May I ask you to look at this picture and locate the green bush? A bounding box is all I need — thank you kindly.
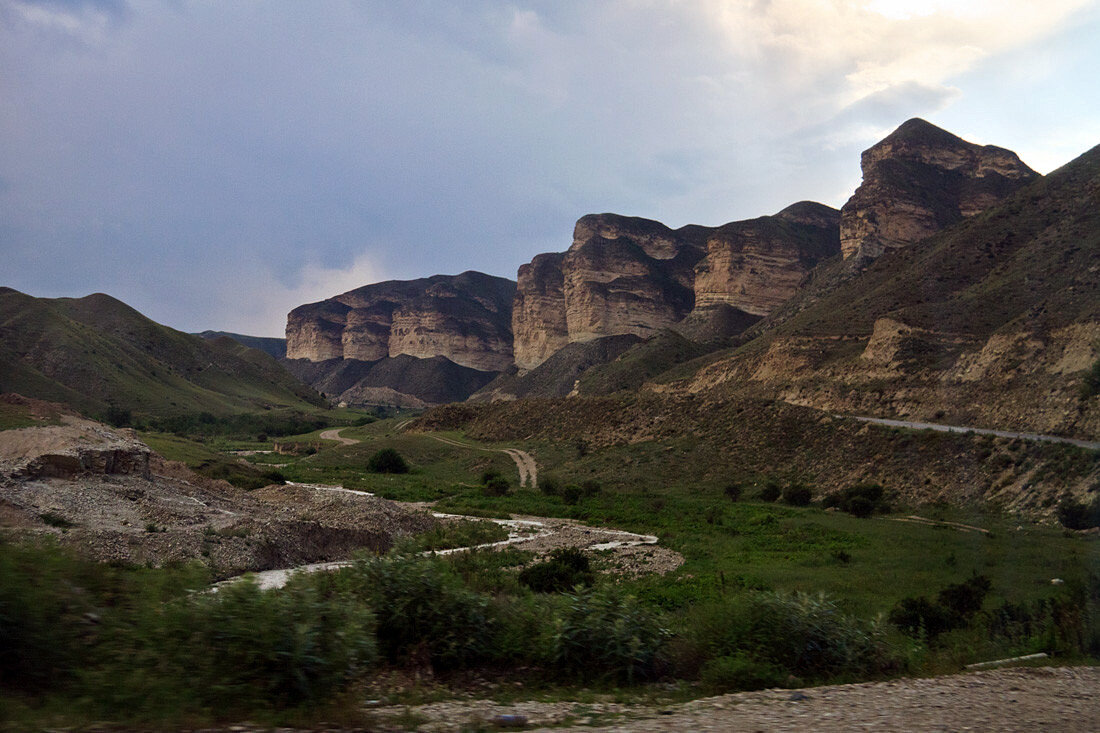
[724,483,742,502]
[700,653,788,692]
[0,540,94,692]
[539,475,560,496]
[676,592,895,682]
[1080,358,1100,399]
[823,483,889,517]
[580,479,602,498]
[888,575,992,640]
[519,547,595,593]
[759,481,781,502]
[553,587,668,683]
[482,476,511,496]
[561,484,583,505]
[1056,496,1100,530]
[480,468,503,485]
[782,483,812,506]
[367,448,409,474]
[350,555,494,670]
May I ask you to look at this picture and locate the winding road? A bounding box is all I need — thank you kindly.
[837,414,1100,451]
[319,428,359,446]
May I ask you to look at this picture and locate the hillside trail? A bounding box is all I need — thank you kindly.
[318,428,358,446]
[394,422,537,488]
[835,413,1100,450]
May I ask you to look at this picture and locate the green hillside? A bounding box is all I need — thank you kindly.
[0,288,325,421]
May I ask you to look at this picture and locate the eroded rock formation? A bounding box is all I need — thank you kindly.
[286,271,516,371]
[840,118,1037,262]
[512,206,840,369]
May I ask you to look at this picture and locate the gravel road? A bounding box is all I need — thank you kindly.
[394,666,1100,732]
[837,414,1100,450]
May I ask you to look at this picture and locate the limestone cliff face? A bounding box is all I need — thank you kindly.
[693,202,840,315]
[563,215,706,343]
[840,118,1037,261]
[513,253,568,370]
[286,271,515,371]
[512,206,839,369]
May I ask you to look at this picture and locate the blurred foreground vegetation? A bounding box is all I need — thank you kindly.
[2,534,1098,728]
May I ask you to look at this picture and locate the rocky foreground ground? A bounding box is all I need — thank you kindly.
[368,666,1099,732]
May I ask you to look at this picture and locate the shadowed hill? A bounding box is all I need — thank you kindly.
[0,289,325,420]
[668,144,1100,439]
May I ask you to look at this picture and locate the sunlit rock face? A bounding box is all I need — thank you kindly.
[286,271,515,371]
[512,206,839,369]
[693,201,840,316]
[840,118,1037,262]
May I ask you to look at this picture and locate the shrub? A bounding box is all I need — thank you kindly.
[887,595,957,638]
[676,592,894,682]
[741,592,893,678]
[540,475,560,496]
[480,468,503,485]
[888,575,992,639]
[0,540,94,692]
[1056,496,1100,530]
[553,587,668,683]
[1080,358,1100,399]
[581,479,602,498]
[724,483,742,502]
[367,448,409,474]
[351,555,493,670]
[700,653,788,692]
[561,484,583,505]
[482,476,511,497]
[824,483,889,517]
[782,483,812,506]
[759,481,781,502]
[519,547,594,593]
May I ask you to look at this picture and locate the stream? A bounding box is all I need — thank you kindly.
[216,483,658,591]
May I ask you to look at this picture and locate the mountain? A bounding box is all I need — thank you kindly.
[284,271,515,406]
[197,331,287,359]
[0,288,324,419]
[286,271,515,370]
[840,118,1037,262]
[512,204,840,371]
[672,140,1100,439]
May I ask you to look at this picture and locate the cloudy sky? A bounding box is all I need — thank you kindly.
[3,0,1098,336]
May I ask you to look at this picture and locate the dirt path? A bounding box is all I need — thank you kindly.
[396,666,1100,732]
[319,428,358,446]
[428,434,538,488]
[837,414,1100,451]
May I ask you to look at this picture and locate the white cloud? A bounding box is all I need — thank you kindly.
[213,253,388,338]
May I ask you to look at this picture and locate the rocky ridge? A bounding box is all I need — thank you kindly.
[840,118,1037,262]
[512,205,840,370]
[285,271,516,371]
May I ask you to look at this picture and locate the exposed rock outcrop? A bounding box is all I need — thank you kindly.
[0,415,151,479]
[693,201,840,315]
[840,118,1037,262]
[512,206,839,370]
[286,271,516,371]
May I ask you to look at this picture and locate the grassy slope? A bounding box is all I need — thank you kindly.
[0,288,325,420]
[220,418,1100,618]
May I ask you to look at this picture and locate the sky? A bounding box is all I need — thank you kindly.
[2,0,1099,337]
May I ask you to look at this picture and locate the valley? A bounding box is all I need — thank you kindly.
[2,117,1098,730]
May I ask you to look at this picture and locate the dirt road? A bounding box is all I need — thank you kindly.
[428,434,538,488]
[837,414,1100,450]
[319,428,359,446]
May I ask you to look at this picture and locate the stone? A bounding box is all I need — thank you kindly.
[840,118,1037,262]
[286,271,516,371]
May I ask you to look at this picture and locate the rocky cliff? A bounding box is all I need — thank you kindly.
[286,271,516,372]
[840,118,1037,262]
[512,206,839,370]
[693,201,840,315]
